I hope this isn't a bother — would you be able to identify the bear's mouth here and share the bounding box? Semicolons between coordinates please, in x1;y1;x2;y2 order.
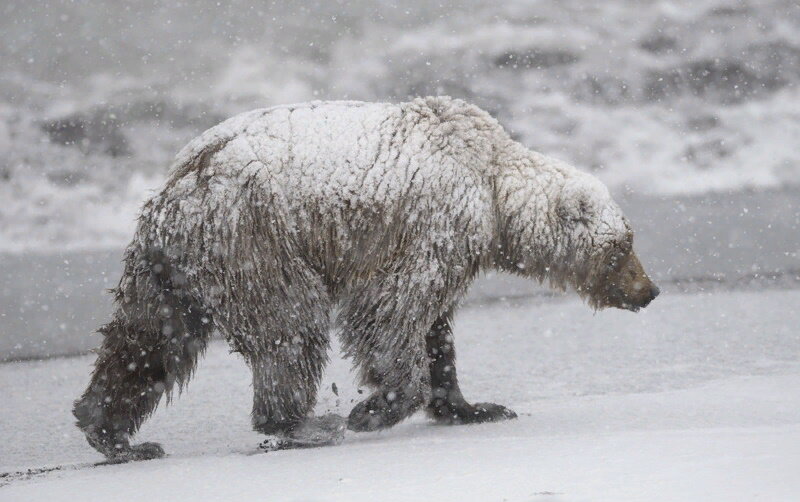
601;285;657;312
608;285;659;312
612;296;639;312
620;302;641;312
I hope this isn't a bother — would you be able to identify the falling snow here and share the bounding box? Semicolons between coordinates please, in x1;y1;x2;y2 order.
1;0;799;501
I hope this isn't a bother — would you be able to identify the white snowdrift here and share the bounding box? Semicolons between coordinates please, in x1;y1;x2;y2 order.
2;376;799;502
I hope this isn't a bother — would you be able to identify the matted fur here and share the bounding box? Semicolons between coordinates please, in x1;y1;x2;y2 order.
74;96;655;458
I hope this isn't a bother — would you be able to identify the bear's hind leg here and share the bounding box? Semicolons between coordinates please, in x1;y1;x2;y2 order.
426;309;517;425
73;250;212;462
73;314;211;461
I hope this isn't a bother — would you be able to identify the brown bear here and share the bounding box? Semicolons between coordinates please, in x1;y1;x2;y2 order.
73;97;658;461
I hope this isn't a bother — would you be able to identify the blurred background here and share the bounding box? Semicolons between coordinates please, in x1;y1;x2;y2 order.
1;0;798;360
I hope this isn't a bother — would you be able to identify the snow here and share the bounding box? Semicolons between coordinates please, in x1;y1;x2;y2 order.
3;0;800;252
3;412;799;502
1;1;798;500
2;289;799;500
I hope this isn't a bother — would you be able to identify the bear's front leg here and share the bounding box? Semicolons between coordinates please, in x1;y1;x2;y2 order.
339;273;435;433
425;310;517;425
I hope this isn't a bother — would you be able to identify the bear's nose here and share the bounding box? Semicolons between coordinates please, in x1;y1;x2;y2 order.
649;284;660;301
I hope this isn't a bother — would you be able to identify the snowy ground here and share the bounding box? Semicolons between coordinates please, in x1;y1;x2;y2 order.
2;288;799;501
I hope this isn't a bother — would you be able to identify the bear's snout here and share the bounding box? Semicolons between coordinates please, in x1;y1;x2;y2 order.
648;284;660;302
600;251;659;312
634;283;660;310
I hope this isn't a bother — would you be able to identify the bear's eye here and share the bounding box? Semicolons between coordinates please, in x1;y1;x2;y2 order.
557;198;592;225
572;199;592;225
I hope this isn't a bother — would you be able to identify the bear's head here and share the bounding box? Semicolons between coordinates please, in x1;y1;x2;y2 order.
495;157;659;312
551;173;659;311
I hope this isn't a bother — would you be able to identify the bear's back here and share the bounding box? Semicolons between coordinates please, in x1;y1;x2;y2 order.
144;98;499;286
164;98;497;223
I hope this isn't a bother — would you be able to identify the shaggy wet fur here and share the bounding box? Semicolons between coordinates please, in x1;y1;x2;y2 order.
73;250;212;461
73;96;657;460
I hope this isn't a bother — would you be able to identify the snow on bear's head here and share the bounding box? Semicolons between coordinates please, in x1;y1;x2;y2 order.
495;149;659;311
555;172;659;311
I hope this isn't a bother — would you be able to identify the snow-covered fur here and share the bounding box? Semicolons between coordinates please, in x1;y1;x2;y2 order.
74;97;657;460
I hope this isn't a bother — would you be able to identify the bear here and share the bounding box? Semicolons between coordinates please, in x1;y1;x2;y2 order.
73;96;659;461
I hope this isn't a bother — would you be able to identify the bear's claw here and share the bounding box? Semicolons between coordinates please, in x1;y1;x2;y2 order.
470;402;518;422
428;400;517;425
106;442;165;463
